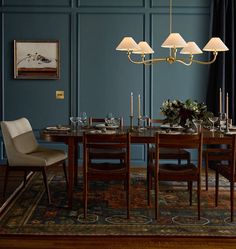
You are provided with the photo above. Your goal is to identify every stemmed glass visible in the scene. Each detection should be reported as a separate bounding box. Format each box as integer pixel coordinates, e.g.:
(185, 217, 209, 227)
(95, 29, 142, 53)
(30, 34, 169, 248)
(105, 113, 114, 126)
(208, 116, 218, 132)
(138, 115, 148, 131)
(70, 117, 80, 132)
(192, 119, 203, 133)
(79, 112, 87, 127)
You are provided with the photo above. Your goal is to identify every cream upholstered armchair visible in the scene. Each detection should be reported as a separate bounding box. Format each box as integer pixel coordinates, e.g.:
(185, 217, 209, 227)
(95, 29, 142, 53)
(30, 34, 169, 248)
(1, 117, 67, 204)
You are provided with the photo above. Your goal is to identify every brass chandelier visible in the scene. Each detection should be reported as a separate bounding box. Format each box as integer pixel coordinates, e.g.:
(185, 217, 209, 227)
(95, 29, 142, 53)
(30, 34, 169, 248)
(116, 0, 228, 66)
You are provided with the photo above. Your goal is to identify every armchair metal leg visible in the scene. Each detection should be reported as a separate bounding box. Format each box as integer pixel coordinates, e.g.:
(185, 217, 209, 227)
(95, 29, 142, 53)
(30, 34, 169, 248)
(189, 181, 193, 206)
(42, 167, 51, 204)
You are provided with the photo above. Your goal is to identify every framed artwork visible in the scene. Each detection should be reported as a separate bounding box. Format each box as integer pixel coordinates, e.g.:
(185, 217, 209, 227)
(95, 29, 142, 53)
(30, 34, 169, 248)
(14, 40, 60, 79)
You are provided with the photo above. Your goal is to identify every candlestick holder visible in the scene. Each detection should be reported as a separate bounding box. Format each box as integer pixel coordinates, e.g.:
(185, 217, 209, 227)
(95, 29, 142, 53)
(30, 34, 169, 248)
(129, 115, 134, 131)
(138, 116, 141, 127)
(226, 118, 230, 133)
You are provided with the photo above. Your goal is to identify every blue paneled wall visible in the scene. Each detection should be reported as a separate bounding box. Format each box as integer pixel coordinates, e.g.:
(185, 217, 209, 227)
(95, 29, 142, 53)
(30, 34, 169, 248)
(0, 0, 211, 165)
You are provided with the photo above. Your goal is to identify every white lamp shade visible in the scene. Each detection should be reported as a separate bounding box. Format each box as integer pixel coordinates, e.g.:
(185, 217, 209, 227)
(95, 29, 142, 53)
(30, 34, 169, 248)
(116, 37, 140, 51)
(161, 33, 187, 48)
(203, 37, 229, 52)
(180, 42, 203, 54)
(132, 41, 154, 54)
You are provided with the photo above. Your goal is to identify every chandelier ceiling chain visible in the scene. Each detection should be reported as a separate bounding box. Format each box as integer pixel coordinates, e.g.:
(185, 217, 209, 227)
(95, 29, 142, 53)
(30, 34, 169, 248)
(116, 0, 229, 66)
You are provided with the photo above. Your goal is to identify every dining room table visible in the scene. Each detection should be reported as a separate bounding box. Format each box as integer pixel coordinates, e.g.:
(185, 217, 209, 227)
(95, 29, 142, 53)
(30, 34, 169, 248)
(40, 125, 232, 208)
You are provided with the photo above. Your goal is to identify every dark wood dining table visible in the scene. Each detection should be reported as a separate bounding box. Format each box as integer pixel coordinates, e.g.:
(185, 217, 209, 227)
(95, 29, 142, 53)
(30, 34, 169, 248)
(40, 126, 232, 208)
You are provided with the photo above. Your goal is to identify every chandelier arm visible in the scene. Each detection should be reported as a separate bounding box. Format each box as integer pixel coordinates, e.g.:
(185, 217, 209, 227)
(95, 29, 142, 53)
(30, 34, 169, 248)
(175, 59, 193, 66)
(143, 57, 167, 65)
(127, 53, 146, 64)
(191, 52, 218, 65)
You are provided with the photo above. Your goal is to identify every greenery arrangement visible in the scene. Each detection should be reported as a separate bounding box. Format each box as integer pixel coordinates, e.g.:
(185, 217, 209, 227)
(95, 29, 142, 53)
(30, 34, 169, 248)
(160, 99, 211, 128)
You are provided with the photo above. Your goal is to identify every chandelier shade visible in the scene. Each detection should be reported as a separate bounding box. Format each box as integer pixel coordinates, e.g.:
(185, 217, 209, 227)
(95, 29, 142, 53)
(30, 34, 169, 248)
(180, 42, 203, 55)
(161, 33, 187, 48)
(203, 37, 229, 52)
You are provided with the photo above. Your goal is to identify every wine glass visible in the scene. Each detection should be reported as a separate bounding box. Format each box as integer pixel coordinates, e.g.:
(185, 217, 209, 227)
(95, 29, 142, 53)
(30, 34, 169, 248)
(105, 113, 114, 127)
(138, 115, 148, 131)
(192, 119, 203, 133)
(208, 116, 218, 132)
(219, 113, 227, 132)
(79, 112, 87, 127)
(70, 117, 80, 131)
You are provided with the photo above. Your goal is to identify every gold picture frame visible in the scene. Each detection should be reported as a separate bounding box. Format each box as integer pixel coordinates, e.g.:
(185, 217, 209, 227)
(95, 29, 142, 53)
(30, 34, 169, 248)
(14, 40, 60, 79)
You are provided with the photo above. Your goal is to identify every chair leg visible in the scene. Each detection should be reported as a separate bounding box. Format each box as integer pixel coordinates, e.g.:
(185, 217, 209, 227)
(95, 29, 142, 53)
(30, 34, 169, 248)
(215, 170, 219, 207)
(83, 175, 88, 219)
(154, 174, 158, 220)
(205, 153, 209, 191)
(62, 161, 68, 187)
(126, 174, 130, 219)
(3, 166, 9, 199)
(42, 167, 51, 204)
(189, 181, 193, 206)
(230, 181, 234, 222)
(197, 179, 201, 220)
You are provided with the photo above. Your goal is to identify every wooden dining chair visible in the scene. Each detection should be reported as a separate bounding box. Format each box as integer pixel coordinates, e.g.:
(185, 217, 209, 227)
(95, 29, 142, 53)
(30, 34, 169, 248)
(1, 117, 68, 204)
(147, 118, 191, 165)
(88, 117, 124, 161)
(215, 134, 236, 222)
(203, 147, 231, 190)
(147, 118, 191, 204)
(149, 132, 203, 220)
(83, 132, 131, 219)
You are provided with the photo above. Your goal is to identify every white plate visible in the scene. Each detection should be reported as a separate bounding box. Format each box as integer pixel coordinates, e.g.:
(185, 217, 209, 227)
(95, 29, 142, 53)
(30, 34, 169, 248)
(161, 124, 183, 129)
(95, 124, 119, 129)
(46, 126, 70, 131)
(95, 124, 106, 128)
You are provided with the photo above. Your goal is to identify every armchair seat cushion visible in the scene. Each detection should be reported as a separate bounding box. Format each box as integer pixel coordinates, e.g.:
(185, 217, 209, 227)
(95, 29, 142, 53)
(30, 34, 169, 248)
(27, 147, 67, 166)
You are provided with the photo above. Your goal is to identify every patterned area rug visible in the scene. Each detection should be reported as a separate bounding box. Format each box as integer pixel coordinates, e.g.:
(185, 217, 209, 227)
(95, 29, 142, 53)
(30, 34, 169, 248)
(1, 169, 236, 236)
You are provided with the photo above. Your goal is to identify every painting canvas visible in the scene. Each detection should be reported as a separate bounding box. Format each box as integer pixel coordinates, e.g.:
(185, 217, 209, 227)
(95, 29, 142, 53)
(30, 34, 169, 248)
(14, 40, 60, 79)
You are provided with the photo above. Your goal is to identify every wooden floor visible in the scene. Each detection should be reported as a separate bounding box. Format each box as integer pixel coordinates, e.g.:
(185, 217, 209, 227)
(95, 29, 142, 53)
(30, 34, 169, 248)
(1, 166, 236, 249)
(1, 236, 236, 249)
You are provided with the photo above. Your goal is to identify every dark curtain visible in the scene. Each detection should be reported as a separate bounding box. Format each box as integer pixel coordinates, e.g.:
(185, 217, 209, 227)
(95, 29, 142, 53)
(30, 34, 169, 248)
(206, 0, 235, 123)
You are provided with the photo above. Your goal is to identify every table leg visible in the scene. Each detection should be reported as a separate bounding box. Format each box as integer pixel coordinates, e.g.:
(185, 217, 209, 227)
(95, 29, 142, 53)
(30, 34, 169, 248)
(74, 141, 78, 185)
(68, 137, 75, 208)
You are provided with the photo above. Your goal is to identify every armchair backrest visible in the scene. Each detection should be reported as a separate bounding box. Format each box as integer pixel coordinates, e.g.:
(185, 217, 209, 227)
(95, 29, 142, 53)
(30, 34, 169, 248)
(1, 117, 38, 163)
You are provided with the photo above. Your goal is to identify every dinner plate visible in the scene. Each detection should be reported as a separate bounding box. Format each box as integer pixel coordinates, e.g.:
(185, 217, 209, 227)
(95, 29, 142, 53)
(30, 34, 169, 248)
(95, 124, 119, 129)
(46, 126, 70, 131)
(160, 124, 183, 130)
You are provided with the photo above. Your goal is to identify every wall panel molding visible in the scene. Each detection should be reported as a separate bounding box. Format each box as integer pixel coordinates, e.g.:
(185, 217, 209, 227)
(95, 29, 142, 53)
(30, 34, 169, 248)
(2, 0, 72, 8)
(77, 0, 145, 8)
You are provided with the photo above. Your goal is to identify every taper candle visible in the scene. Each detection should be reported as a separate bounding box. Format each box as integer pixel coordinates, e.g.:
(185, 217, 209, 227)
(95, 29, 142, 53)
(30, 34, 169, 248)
(130, 92, 133, 116)
(138, 94, 141, 118)
(219, 88, 222, 113)
(226, 92, 229, 118)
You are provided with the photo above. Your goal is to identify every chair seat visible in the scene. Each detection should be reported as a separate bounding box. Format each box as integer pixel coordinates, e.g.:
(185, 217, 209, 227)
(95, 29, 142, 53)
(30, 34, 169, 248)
(216, 164, 236, 181)
(158, 163, 198, 181)
(88, 162, 127, 176)
(27, 147, 67, 166)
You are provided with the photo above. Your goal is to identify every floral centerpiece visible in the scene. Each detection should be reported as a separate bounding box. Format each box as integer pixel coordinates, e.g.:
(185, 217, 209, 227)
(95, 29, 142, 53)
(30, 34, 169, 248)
(160, 99, 211, 129)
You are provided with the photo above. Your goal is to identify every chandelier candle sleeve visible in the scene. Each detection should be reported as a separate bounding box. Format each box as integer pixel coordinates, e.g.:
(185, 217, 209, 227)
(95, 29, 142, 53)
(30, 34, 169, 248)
(226, 92, 229, 118)
(130, 92, 133, 117)
(219, 88, 222, 113)
(138, 94, 141, 118)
